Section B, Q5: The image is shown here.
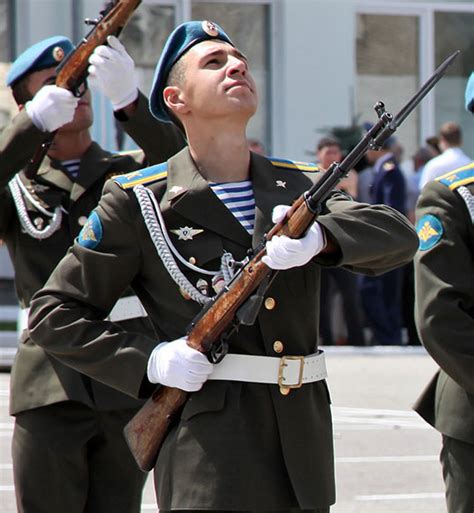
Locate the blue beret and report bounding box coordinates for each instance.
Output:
[465,72,474,114]
[149,20,234,123]
[6,36,74,87]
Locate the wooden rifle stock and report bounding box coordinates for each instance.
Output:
[24,0,141,179]
[123,50,460,472]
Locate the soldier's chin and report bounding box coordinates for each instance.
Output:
[59,115,94,133]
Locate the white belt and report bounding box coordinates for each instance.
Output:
[208,351,327,394]
[19,295,147,331]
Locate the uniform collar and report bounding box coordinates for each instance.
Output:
[35,142,115,202]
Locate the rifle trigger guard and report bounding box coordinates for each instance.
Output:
[207,337,229,364]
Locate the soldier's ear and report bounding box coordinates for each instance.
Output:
[163,85,189,117]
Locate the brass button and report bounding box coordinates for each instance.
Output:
[188,256,197,265]
[279,386,290,396]
[273,340,284,353]
[264,297,276,310]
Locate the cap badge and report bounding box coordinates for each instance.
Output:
[52,46,65,62]
[202,20,219,37]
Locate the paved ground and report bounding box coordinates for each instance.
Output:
[0,346,446,512]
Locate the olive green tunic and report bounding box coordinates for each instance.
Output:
[29,148,418,510]
[414,164,474,443]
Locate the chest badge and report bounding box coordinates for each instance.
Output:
[276,180,287,188]
[171,226,204,241]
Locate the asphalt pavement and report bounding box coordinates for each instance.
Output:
[0,346,445,513]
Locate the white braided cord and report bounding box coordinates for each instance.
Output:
[133,184,212,305]
[457,186,474,224]
[8,175,62,239]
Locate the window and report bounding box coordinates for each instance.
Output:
[356,13,420,162]
[434,11,474,156]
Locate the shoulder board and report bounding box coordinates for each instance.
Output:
[114,162,168,190]
[269,156,320,173]
[437,162,474,190]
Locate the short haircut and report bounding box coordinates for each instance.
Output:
[11,75,33,105]
[317,137,341,152]
[439,121,462,146]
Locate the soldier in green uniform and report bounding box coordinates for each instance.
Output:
[413,72,474,513]
[28,21,418,512]
[0,35,183,513]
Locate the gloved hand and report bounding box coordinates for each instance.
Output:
[262,205,326,270]
[88,35,138,111]
[25,85,79,132]
[147,337,213,392]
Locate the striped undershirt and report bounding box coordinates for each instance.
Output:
[60,159,81,179]
[209,180,255,234]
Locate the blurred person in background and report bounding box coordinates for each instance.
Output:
[420,121,472,188]
[316,137,366,346]
[359,129,407,344]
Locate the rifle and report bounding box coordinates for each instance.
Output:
[24,0,141,179]
[124,50,460,472]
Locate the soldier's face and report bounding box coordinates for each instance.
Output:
[317,145,343,170]
[171,41,258,124]
[27,67,94,132]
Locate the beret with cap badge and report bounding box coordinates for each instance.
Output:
[6,35,74,87]
[149,20,234,123]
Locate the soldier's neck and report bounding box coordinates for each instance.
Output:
[47,130,93,161]
[188,128,251,183]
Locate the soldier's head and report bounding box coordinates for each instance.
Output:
[465,72,474,115]
[6,36,93,132]
[149,21,257,132]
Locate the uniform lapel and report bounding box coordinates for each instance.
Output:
[69,142,112,202]
[166,148,252,248]
[36,157,73,193]
[251,153,306,247]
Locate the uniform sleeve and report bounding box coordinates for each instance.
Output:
[118,90,186,164]
[0,109,47,189]
[414,181,474,394]
[316,192,418,275]
[28,180,156,399]
[0,110,49,237]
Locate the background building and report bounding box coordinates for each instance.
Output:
[0,0,473,299]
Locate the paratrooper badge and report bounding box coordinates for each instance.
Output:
[416,214,443,251]
[77,211,103,249]
[170,226,204,241]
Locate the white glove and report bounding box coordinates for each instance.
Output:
[25,85,79,132]
[88,35,138,110]
[147,337,213,392]
[262,205,326,270]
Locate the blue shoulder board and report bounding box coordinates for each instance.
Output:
[114,162,168,189]
[269,156,320,173]
[437,162,474,190]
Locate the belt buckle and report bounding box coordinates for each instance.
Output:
[278,355,304,396]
